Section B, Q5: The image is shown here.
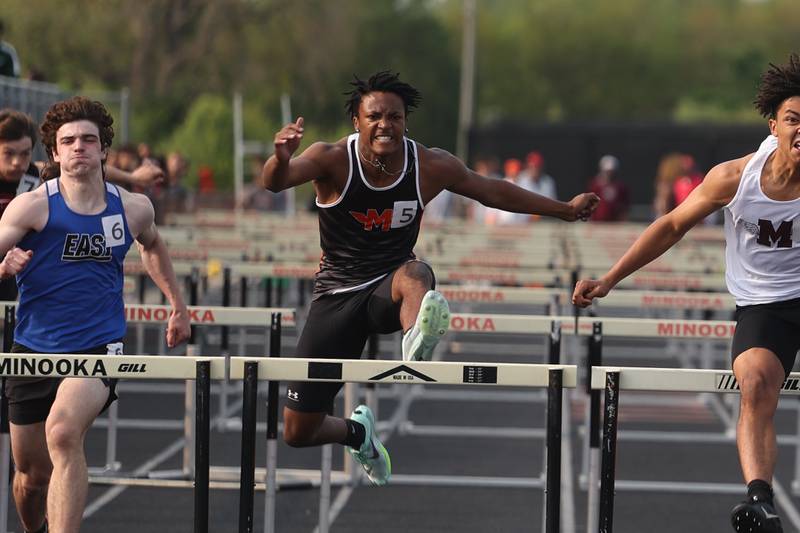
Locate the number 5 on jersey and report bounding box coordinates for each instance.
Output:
[391,200,418,228]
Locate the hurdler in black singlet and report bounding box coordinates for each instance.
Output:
[0,163,40,217]
[0,163,40,300]
[313,133,424,299]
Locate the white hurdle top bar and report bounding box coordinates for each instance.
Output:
[590,366,800,395]
[0,354,227,379]
[230,357,578,388]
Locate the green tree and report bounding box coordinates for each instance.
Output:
[163,94,233,190]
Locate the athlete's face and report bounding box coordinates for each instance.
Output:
[0,136,33,183]
[52,120,105,178]
[769,96,800,165]
[353,92,406,157]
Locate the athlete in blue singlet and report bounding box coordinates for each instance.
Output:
[0,97,190,533]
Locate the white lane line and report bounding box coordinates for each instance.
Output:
[84,437,185,517]
[84,397,246,518]
[312,381,422,532]
[771,477,800,530]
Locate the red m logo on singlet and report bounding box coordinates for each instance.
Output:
[350,209,393,231]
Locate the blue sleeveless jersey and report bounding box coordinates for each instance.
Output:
[15,179,134,352]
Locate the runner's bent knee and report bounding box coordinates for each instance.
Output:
[396,260,434,288]
[282,408,325,447]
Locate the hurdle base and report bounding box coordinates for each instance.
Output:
[88,462,122,476]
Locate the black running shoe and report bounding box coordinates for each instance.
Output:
[731,500,783,533]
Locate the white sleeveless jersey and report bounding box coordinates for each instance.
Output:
[724,135,800,305]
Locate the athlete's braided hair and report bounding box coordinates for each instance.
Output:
[344,70,422,119]
[754,53,800,118]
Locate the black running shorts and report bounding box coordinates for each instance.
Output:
[285,263,434,413]
[4,341,123,425]
[731,297,800,377]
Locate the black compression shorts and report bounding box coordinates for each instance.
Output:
[731,297,800,377]
[4,341,122,425]
[285,263,434,413]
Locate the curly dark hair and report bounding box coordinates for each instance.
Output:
[344,70,422,119]
[40,96,114,160]
[0,109,37,144]
[754,53,800,119]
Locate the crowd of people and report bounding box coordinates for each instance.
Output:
[1,12,712,228]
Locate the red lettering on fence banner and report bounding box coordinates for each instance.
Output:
[632,275,704,289]
[125,306,217,324]
[167,249,210,260]
[641,295,727,309]
[449,316,497,332]
[445,272,520,284]
[440,289,505,303]
[272,266,317,278]
[458,258,521,269]
[656,322,735,338]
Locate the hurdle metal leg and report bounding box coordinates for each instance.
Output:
[319,444,332,533]
[585,322,602,533]
[0,304,14,533]
[194,360,211,533]
[0,391,9,533]
[599,371,620,533]
[238,361,258,533]
[218,267,232,424]
[264,313,281,533]
[546,368,563,533]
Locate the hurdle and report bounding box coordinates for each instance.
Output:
[591,366,800,532]
[0,301,297,478]
[230,356,577,533]
[0,352,225,533]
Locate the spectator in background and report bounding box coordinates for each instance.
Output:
[519,151,557,200]
[0,20,21,78]
[674,154,720,225]
[495,158,533,225]
[652,152,687,217]
[466,157,501,223]
[588,154,629,221]
[158,151,193,218]
[137,142,153,162]
[241,154,284,211]
[673,154,703,206]
[114,144,140,173]
[198,165,216,194]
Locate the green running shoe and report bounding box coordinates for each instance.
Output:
[348,405,391,486]
[402,290,450,361]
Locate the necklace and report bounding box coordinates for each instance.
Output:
[358,145,405,177]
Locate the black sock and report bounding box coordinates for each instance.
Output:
[340,419,366,449]
[747,479,774,504]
